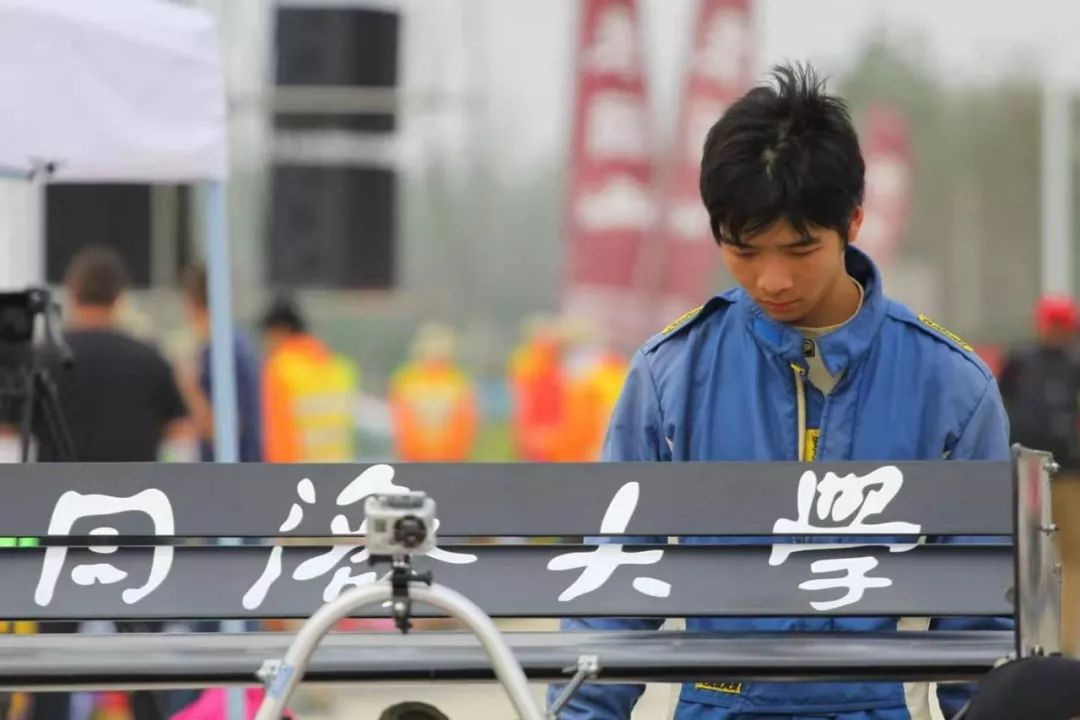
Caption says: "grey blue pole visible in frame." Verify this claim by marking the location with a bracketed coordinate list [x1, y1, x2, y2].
[200, 180, 239, 464]
[1040, 74, 1072, 295]
[200, 180, 245, 720]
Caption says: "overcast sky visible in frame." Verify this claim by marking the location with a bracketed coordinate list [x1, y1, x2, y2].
[407, 0, 1077, 169]
[249, 0, 1080, 173]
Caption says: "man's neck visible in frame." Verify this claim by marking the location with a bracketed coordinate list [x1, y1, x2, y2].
[796, 275, 863, 329]
[70, 305, 117, 330]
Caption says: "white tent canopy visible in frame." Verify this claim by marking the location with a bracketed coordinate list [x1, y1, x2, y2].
[0, 0, 226, 181]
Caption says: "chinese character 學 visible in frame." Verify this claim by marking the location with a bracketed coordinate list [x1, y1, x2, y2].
[243, 464, 477, 610]
[547, 481, 671, 602]
[35, 489, 175, 607]
[769, 466, 922, 611]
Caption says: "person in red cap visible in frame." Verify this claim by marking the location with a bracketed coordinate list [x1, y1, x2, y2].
[999, 293, 1080, 655]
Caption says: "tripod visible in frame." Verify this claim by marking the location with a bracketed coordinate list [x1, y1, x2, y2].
[0, 289, 78, 720]
[0, 288, 76, 463]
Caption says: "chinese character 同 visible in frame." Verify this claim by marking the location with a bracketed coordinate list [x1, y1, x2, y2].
[547, 481, 671, 602]
[769, 466, 922, 611]
[35, 489, 175, 607]
[242, 464, 476, 610]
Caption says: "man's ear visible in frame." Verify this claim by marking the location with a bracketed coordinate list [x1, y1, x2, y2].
[846, 206, 864, 245]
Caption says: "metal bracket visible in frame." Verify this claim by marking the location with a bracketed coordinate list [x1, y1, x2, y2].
[546, 655, 600, 719]
[256, 659, 281, 685]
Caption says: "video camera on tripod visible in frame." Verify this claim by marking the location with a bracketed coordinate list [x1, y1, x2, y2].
[0, 287, 75, 462]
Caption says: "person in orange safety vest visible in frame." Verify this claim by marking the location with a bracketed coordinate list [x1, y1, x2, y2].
[260, 297, 358, 463]
[389, 324, 479, 462]
[508, 316, 568, 462]
[559, 318, 629, 461]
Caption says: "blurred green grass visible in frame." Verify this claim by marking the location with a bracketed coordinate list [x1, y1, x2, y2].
[470, 421, 514, 462]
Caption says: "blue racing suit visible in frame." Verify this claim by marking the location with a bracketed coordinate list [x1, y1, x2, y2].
[549, 247, 1011, 719]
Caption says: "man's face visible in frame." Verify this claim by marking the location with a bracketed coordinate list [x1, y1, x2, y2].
[720, 211, 860, 326]
[1038, 323, 1076, 348]
[183, 296, 207, 326]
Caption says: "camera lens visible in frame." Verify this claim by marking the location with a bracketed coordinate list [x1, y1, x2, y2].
[393, 515, 427, 549]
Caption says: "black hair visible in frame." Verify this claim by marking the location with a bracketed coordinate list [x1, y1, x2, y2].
[377, 702, 451, 720]
[181, 262, 209, 309]
[259, 296, 306, 334]
[64, 246, 129, 307]
[699, 61, 865, 247]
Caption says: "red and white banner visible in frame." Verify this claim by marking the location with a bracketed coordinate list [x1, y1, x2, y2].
[561, 0, 656, 348]
[855, 103, 913, 270]
[646, 0, 753, 325]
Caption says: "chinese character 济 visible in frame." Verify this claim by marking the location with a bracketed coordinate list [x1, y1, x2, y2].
[35, 489, 175, 607]
[243, 464, 476, 610]
[769, 467, 922, 611]
[547, 481, 671, 602]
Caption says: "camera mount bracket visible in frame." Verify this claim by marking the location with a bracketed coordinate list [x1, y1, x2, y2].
[368, 555, 433, 634]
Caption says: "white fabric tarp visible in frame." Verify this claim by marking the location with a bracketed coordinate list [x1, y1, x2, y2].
[0, 0, 227, 182]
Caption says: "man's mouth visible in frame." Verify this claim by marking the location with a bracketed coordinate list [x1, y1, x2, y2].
[760, 299, 798, 313]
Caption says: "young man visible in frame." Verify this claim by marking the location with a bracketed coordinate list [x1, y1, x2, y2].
[997, 295, 1080, 655]
[550, 64, 1010, 720]
[260, 296, 357, 462]
[178, 263, 263, 463]
[389, 324, 478, 462]
[38, 246, 191, 461]
[30, 246, 191, 720]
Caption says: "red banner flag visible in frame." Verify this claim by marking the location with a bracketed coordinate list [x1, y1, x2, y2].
[561, 0, 657, 347]
[855, 103, 913, 270]
[645, 0, 754, 326]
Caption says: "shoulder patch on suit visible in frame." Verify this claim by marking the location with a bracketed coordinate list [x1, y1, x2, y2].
[662, 305, 704, 334]
[915, 313, 974, 352]
[888, 303, 990, 379]
[644, 297, 730, 353]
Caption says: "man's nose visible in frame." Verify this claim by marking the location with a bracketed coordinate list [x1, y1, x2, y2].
[757, 259, 794, 296]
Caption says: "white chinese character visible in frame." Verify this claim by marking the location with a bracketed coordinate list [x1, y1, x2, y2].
[798, 556, 894, 611]
[575, 176, 655, 231]
[694, 8, 748, 84]
[586, 91, 648, 159]
[547, 482, 671, 602]
[243, 465, 477, 610]
[769, 467, 922, 611]
[684, 98, 727, 163]
[668, 202, 712, 242]
[585, 5, 638, 77]
[35, 489, 174, 607]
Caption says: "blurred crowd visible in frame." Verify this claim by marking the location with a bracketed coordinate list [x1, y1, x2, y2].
[7, 246, 631, 471]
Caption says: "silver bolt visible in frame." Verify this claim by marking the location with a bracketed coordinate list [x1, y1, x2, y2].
[257, 659, 281, 683]
[1044, 460, 1061, 475]
[579, 655, 600, 677]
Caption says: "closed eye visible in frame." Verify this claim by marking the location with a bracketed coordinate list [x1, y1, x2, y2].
[729, 245, 758, 257]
